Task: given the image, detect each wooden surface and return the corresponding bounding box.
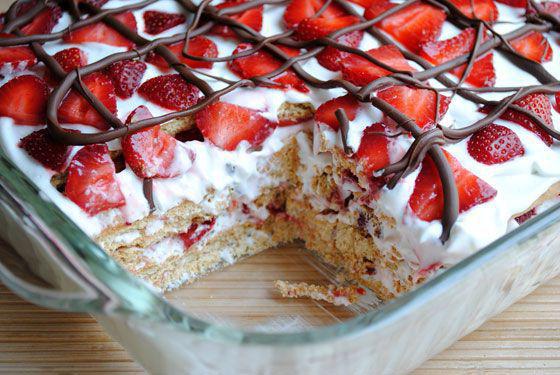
[2,277,560,374]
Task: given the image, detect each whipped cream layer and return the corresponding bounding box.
[0,0,558,278]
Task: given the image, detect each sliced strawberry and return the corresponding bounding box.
[17,2,61,35]
[19,129,72,171]
[314,94,360,130]
[467,124,525,165]
[122,106,177,178]
[0,33,37,71]
[0,75,48,125]
[138,74,201,111]
[355,123,391,175]
[104,59,146,99]
[58,72,117,130]
[65,144,125,216]
[495,0,526,7]
[283,0,345,29]
[316,30,364,71]
[515,207,536,225]
[419,28,496,88]
[45,47,88,85]
[341,45,414,86]
[555,92,560,113]
[409,150,497,222]
[510,31,553,63]
[364,2,446,52]
[211,0,263,38]
[295,15,359,41]
[541,1,560,17]
[143,10,186,35]
[347,0,374,7]
[480,93,554,146]
[377,86,451,129]
[63,12,137,48]
[180,218,216,250]
[228,43,308,92]
[195,101,276,151]
[146,36,218,70]
[448,0,499,21]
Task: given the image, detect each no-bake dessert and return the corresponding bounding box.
[0,0,558,300]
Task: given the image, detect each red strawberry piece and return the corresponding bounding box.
[341,45,415,86]
[65,144,125,216]
[0,75,48,125]
[138,74,201,111]
[515,207,536,225]
[104,59,146,99]
[495,0,526,6]
[480,93,554,146]
[555,92,560,113]
[122,106,177,178]
[18,2,61,35]
[143,10,186,35]
[355,123,391,175]
[228,43,308,92]
[467,124,525,165]
[314,94,360,130]
[45,47,88,85]
[409,150,497,222]
[58,72,117,130]
[316,30,364,71]
[19,129,73,172]
[63,12,137,48]
[419,28,496,88]
[364,2,446,52]
[510,31,553,63]
[211,0,263,37]
[0,33,37,71]
[283,0,345,29]
[541,1,560,17]
[295,15,359,41]
[195,101,276,151]
[347,0,375,7]
[377,86,451,129]
[180,218,216,250]
[448,0,499,21]
[146,36,218,70]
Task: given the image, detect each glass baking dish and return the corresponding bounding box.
[2,138,560,375]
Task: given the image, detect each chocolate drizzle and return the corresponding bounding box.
[1,0,559,242]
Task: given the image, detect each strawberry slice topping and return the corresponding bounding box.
[65,144,125,216]
[377,86,451,129]
[58,72,117,130]
[0,33,37,71]
[0,75,49,125]
[180,218,216,250]
[555,92,560,113]
[355,123,391,176]
[19,129,73,172]
[122,106,178,178]
[211,0,263,38]
[138,74,201,111]
[316,30,364,71]
[146,36,218,70]
[18,2,62,35]
[63,12,137,48]
[480,93,554,146]
[467,124,525,165]
[228,43,308,92]
[540,1,560,17]
[364,2,446,52]
[495,0,526,7]
[295,15,359,41]
[314,94,360,130]
[448,0,499,22]
[419,28,496,88]
[104,59,146,99]
[409,150,497,222]
[283,0,345,28]
[45,47,88,85]
[195,101,276,151]
[510,31,553,63]
[143,10,186,35]
[341,45,415,86]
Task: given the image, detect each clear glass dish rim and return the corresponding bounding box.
[1,146,559,346]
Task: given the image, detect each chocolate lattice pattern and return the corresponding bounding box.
[1,0,559,241]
